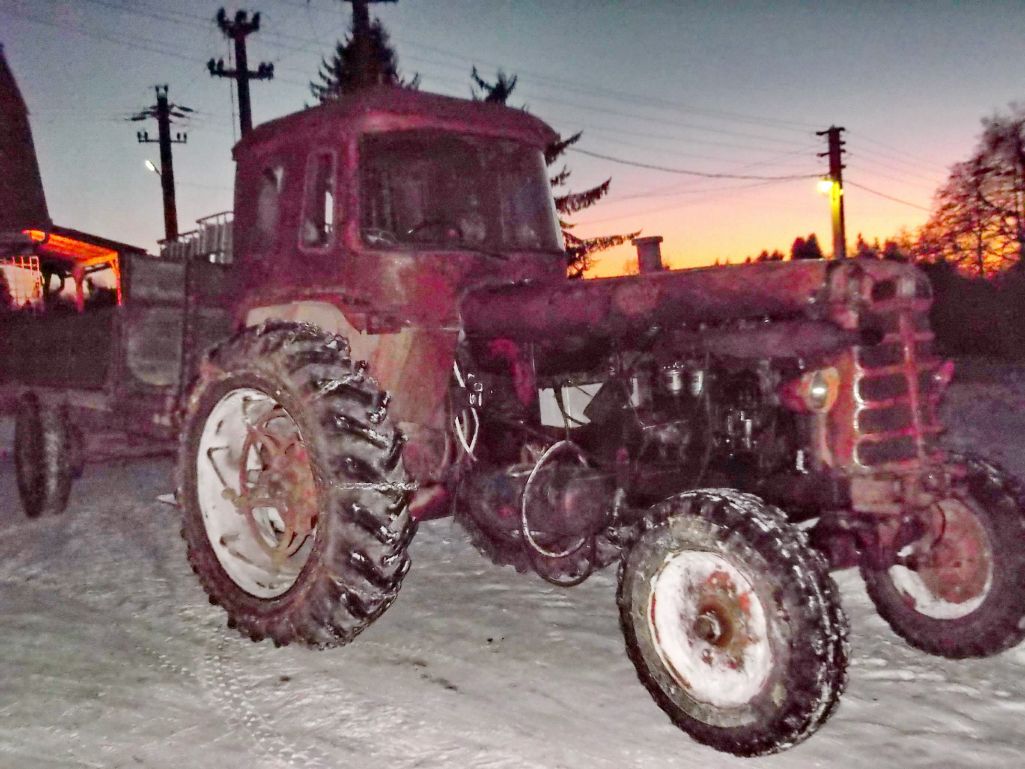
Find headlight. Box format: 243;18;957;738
802;367;840;412
781;367;840;413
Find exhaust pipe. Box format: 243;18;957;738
633;236;664;273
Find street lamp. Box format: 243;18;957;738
816;177;846;259
144;159;161;176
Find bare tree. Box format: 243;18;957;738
921;104;1025;276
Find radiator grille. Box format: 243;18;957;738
851;275;941;469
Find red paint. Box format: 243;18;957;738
488;338;536;406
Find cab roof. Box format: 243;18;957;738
235;86;559;158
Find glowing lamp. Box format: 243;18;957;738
780;367;841;413
817;178;834;195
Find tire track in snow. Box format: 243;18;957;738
199;633;555;769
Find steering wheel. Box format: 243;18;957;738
406;219;463;243
363;228;399;246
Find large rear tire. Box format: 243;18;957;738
618;489;848;757
14;392;73;518
861;453;1025;658
177;321;416;647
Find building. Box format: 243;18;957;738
0;42;145;311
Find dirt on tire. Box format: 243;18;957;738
617;489;848;756
177;321;416;647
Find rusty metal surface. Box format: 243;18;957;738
235;87;558;160
231;87;568;335
669;319;856;360
228;86;569;467
460;260;832;342
822;259;943;477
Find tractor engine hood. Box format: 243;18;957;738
460;260;835;344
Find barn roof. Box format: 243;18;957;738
0;43;50;231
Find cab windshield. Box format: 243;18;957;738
360;130;562;254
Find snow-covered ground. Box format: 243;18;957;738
2;360;1025;769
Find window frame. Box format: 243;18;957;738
298;149;339;253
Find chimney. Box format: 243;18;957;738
633;236;664;273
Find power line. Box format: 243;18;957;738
570;148;821;181
390;45;818;151
846;180;933;212
617;178;799;201
576;129;822;170
391;33;820;133
10;0;946;231
573;178;803;227
848;130;951;172
849;143;950;178
3;6;201;64
846;160;943;192
574;122;818;157
59;0;826;151
845;153;944;188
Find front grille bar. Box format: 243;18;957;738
852;301;940;470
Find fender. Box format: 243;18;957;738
244;300;456;481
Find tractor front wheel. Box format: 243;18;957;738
618;489;848;756
861;453;1025;658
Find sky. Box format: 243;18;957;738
1;0;1024;276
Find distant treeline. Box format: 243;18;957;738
747;232;1025;361
921;261;1025;361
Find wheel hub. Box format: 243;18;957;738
693;610;725;646
888;495;994;619
916;498;991;605
230;410;319;566
196;388;318;598
648;551;772;708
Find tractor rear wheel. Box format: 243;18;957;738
177;322;415;647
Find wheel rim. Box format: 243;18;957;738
888;496;993;620
647;550;773;708
196;387;319;598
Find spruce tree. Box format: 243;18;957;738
310;15;417;101
471;67;638;277
790;233;824;260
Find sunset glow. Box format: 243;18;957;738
0;2;1013;273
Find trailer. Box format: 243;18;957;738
0;220;231;516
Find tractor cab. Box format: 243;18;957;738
228;87;566;326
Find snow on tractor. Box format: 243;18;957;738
6;87;1025;757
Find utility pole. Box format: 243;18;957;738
208;8;274;136
345;0;397;89
132;85;191;241
817;125;847;259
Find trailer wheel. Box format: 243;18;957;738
177;322;415;648
618;489;848;756
14;392;74;518
861;453;1025;658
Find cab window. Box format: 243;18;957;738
255;164;285;255
300;152;336;249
